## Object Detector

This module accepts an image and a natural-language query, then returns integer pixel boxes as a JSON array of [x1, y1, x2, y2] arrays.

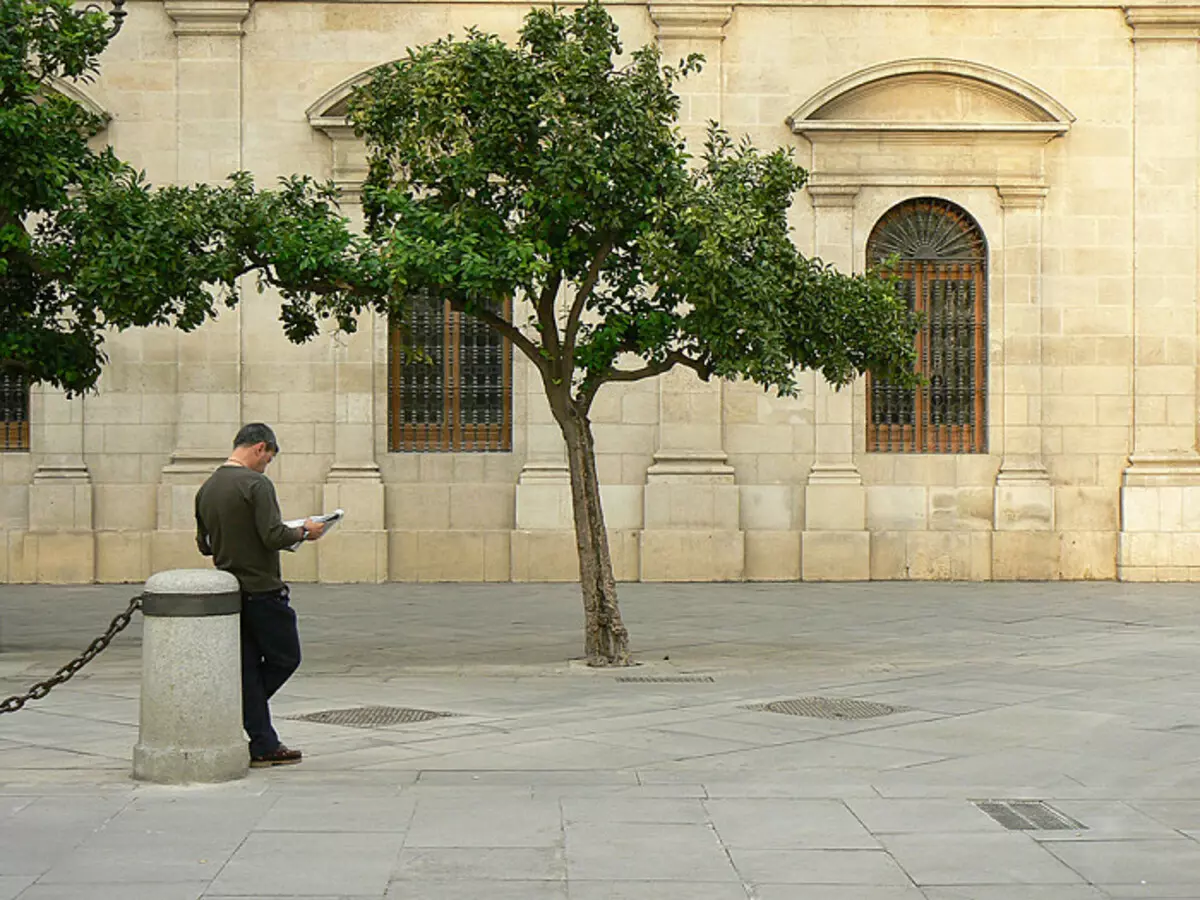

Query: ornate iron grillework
[[0, 371, 29, 452], [745, 696, 903, 720], [866, 198, 987, 454], [972, 800, 1086, 831], [287, 706, 458, 729], [388, 296, 512, 452]]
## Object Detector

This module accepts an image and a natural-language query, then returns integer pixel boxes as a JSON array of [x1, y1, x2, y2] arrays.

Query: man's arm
[[194, 491, 213, 557], [250, 476, 306, 552]]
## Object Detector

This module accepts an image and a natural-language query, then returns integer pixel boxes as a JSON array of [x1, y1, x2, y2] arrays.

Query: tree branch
[[536, 271, 563, 359], [447, 297, 546, 377], [577, 349, 711, 409], [563, 238, 612, 361]]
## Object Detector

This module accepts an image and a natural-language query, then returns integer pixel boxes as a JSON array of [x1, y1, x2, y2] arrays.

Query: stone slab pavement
[[2, 580, 1200, 898]]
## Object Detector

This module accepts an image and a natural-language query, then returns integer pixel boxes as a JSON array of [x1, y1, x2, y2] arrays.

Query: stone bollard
[[132, 568, 247, 783]]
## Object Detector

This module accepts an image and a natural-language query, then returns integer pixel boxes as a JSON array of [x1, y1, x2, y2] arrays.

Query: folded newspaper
[[282, 508, 345, 551]]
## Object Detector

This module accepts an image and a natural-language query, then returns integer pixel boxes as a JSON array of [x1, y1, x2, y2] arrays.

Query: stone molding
[[1124, 6, 1200, 40], [163, 0, 251, 36], [807, 184, 859, 208], [325, 462, 383, 483], [1122, 452, 1200, 487], [997, 184, 1049, 209], [648, 3, 733, 41]]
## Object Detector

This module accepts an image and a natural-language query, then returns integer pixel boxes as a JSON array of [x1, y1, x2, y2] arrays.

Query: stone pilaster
[[153, 0, 252, 572], [26, 389, 94, 582], [1119, 7, 1200, 580], [992, 185, 1057, 578], [640, 3, 742, 581], [802, 186, 869, 580]]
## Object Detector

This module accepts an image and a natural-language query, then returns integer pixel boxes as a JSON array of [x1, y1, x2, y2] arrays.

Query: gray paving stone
[[728, 848, 913, 885], [560, 796, 708, 824], [393, 847, 566, 881], [844, 799, 1006, 835], [705, 799, 879, 849], [255, 794, 415, 833], [17, 884, 207, 899], [921, 888, 1108, 900], [879, 833, 1087, 886], [0, 794, 131, 876], [754, 888, 926, 900], [1045, 839, 1200, 886], [384, 880, 567, 898], [565, 822, 739, 881], [209, 832, 404, 896], [566, 883, 750, 899], [0, 876, 35, 900], [404, 797, 562, 847]]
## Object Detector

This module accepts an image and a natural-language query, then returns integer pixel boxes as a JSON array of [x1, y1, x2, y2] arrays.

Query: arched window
[[388, 298, 512, 452], [866, 198, 987, 453]]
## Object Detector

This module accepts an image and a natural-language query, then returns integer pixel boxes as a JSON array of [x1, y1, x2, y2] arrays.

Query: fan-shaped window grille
[[0, 371, 29, 452], [388, 297, 512, 452], [866, 198, 987, 453]]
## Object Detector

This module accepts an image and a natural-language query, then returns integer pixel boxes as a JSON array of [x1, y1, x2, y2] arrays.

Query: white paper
[[282, 508, 344, 551]]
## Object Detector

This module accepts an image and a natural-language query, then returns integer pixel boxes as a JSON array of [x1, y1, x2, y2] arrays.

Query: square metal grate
[[615, 675, 716, 683], [287, 706, 457, 729], [745, 697, 902, 720], [972, 800, 1086, 831]]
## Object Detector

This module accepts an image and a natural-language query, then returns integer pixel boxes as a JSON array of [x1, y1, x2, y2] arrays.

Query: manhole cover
[[287, 706, 457, 729], [745, 697, 902, 720], [972, 800, 1086, 831], [615, 675, 715, 683]]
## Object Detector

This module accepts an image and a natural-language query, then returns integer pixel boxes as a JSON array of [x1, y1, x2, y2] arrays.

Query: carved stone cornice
[[1124, 6, 1200, 40], [806, 184, 859, 209], [649, 3, 733, 41], [164, 0, 251, 36]]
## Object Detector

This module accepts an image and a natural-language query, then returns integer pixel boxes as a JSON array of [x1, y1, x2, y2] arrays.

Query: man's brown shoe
[[250, 745, 302, 767]]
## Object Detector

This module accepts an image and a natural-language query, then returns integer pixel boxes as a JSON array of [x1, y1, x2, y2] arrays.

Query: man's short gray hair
[[233, 423, 279, 451]]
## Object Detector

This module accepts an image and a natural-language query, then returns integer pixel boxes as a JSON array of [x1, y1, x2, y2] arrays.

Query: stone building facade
[[3, 0, 1199, 584]]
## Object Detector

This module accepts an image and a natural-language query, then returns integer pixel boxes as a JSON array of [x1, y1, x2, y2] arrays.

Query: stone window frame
[[787, 57, 1073, 463]]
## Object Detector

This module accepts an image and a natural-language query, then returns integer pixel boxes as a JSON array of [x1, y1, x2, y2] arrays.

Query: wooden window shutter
[[388, 297, 512, 452], [865, 198, 988, 454]]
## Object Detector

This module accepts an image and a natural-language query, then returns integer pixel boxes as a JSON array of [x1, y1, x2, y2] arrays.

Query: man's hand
[[303, 518, 327, 540]]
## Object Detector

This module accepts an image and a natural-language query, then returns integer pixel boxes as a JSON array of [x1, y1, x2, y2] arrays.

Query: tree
[[5, 0, 916, 666], [339, 2, 919, 664], [1, 0, 382, 394]]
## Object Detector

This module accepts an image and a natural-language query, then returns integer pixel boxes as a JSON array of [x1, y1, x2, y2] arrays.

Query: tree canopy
[[1, 0, 383, 394]]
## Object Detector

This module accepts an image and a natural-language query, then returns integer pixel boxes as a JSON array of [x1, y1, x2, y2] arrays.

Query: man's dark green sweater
[[195, 465, 304, 593]]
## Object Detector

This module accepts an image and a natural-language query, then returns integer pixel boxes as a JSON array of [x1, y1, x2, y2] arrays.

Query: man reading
[[195, 423, 326, 767]]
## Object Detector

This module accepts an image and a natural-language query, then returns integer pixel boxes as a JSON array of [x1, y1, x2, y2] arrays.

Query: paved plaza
[[3, 580, 1200, 898]]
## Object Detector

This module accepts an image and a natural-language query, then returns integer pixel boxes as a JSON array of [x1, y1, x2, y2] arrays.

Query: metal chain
[[0, 594, 144, 715]]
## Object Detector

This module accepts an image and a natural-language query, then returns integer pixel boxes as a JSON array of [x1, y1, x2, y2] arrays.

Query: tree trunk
[[556, 402, 631, 666]]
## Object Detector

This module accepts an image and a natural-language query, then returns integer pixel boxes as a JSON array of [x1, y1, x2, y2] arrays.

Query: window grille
[[388, 297, 512, 452], [0, 371, 30, 452], [866, 198, 987, 453]]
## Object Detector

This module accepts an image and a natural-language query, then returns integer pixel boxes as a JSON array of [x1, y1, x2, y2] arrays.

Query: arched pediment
[[306, 69, 379, 126], [49, 77, 110, 127], [787, 58, 1073, 138]]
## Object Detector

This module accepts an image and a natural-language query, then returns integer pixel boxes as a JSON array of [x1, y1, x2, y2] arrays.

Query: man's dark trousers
[[241, 587, 301, 757]]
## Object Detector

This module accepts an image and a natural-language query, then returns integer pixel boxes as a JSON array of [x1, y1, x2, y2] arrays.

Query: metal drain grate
[[972, 800, 1086, 831], [616, 675, 715, 683], [745, 697, 902, 720], [287, 706, 457, 729]]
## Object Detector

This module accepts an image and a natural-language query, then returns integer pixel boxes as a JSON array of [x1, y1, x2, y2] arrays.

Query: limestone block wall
[[2, 0, 1195, 584]]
